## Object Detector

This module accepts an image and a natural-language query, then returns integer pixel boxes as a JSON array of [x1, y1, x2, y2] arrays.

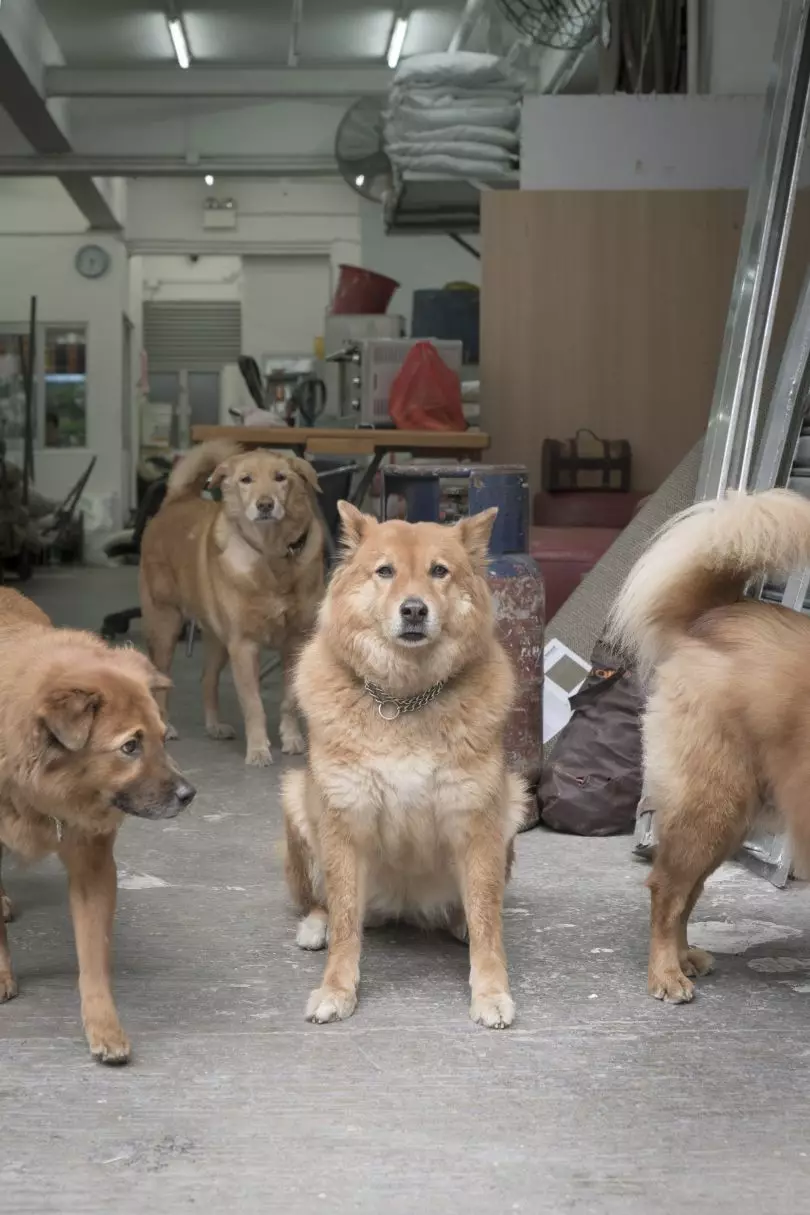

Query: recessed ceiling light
[[355, 174, 365, 187], [167, 16, 191, 69], [204, 173, 215, 186], [387, 17, 408, 69]]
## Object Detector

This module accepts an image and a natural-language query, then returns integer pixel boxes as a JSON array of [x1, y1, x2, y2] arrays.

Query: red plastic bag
[[388, 341, 466, 431]]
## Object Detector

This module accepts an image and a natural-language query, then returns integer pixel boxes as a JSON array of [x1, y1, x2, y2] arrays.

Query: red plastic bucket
[[331, 264, 400, 315]]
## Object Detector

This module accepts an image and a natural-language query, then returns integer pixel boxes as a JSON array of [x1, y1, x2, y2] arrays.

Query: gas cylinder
[[381, 463, 545, 800]]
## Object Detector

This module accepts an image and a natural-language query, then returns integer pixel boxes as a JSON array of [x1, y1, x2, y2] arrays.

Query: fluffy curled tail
[[606, 488, 810, 676], [164, 439, 242, 504]]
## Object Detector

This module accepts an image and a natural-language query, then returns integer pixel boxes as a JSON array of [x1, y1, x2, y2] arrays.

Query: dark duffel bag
[[541, 428, 632, 493], [537, 641, 643, 836]]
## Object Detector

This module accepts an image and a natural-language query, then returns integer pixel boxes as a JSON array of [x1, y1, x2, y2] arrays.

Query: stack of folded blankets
[[384, 51, 522, 180]]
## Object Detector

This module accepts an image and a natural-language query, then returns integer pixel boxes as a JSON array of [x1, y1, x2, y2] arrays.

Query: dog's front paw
[[245, 743, 273, 767], [86, 1020, 131, 1066], [470, 991, 515, 1029], [1, 890, 12, 922], [305, 985, 357, 1024], [206, 722, 236, 741], [0, 971, 18, 1002], [648, 967, 695, 1004], [165, 722, 179, 741], [296, 912, 328, 951]]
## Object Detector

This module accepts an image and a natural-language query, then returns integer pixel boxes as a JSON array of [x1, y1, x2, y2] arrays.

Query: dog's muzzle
[[254, 497, 285, 522], [114, 778, 196, 820]]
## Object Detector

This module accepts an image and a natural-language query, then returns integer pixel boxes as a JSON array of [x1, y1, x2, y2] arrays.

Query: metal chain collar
[[363, 679, 446, 721]]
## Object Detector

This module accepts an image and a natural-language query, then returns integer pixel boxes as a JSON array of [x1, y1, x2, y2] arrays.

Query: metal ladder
[[634, 0, 810, 884]]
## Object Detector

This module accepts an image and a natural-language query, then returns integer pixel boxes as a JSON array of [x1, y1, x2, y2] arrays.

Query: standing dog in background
[[0, 589, 195, 1063], [609, 489, 810, 1004], [283, 503, 526, 1028], [140, 441, 324, 765]]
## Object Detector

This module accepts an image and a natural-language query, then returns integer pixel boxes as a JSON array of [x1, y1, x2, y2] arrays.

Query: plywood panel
[[480, 190, 810, 494]]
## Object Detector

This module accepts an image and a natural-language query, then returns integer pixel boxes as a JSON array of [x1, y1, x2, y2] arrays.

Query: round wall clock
[[75, 244, 111, 280]]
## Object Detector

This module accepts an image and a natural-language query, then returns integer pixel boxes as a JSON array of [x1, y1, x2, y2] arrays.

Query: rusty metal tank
[[380, 463, 544, 796]]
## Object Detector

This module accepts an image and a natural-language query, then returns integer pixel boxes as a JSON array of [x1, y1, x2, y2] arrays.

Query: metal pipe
[[696, 0, 810, 500], [448, 0, 487, 52], [686, 0, 700, 93], [0, 154, 338, 177], [287, 0, 303, 67]]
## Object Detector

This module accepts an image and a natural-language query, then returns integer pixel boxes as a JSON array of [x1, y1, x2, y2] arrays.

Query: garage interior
[[2, 2, 810, 1212]]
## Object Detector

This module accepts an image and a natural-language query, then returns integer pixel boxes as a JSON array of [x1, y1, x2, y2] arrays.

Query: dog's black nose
[[174, 780, 196, 807], [399, 597, 429, 624], [257, 497, 275, 512]]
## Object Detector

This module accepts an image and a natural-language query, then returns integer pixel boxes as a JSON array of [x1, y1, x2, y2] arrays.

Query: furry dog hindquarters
[[608, 489, 810, 1003], [140, 440, 325, 765], [283, 502, 526, 1028]]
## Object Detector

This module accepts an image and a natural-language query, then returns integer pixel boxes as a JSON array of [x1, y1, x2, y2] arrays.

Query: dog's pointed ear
[[40, 687, 101, 751], [456, 507, 498, 568], [286, 455, 321, 494], [337, 500, 376, 554], [114, 646, 173, 693]]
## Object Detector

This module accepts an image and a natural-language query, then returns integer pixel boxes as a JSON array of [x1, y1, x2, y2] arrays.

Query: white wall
[[141, 254, 242, 302], [359, 200, 480, 335], [126, 178, 361, 268], [704, 0, 780, 95], [519, 95, 785, 190], [0, 178, 88, 233], [0, 228, 128, 519], [242, 255, 331, 363]]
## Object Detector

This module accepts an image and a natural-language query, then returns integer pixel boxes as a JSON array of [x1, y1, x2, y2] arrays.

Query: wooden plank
[[480, 189, 810, 496], [191, 426, 490, 454]]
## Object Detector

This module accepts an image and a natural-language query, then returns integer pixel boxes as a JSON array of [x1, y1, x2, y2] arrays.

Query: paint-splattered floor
[[3, 566, 810, 1213]]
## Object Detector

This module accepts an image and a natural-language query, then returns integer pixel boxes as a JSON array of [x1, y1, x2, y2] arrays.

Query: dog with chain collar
[[282, 502, 527, 1028]]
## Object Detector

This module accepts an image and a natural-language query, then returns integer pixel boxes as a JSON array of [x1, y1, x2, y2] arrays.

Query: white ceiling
[[37, 2, 469, 67]]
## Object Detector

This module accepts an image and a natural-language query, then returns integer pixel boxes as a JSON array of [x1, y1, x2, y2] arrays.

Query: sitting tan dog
[[0, 589, 195, 1063], [140, 441, 324, 765], [283, 503, 526, 1028]]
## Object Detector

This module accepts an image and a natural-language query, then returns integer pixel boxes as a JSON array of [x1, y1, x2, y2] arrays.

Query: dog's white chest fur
[[222, 533, 260, 578], [326, 747, 476, 821], [369, 753, 438, 809], [321, 751, 464, 923]]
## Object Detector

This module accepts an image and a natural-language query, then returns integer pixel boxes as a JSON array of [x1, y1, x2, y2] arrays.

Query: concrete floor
[[3, 566, 810, 1212]]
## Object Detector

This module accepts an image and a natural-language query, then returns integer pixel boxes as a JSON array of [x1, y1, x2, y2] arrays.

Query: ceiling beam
[[44, 65, 394, 100], [0, 154, 338, 178], [0, 18, 121, 229]]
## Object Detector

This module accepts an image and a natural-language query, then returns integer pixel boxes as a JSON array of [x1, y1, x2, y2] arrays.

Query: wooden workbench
[[191, 425, 490, 512]]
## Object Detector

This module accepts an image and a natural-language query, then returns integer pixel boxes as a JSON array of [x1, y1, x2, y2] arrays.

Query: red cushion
[[530, 526, 621, 621], [533, 490, 647, 529]]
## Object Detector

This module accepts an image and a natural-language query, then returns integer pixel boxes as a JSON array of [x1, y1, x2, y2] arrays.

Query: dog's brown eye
[[239, 474, 253, 485], [376, 564, 395, 579], [430, 563, 449, 579], [120, 738, 141, 757], [275, 472, 286, 482]]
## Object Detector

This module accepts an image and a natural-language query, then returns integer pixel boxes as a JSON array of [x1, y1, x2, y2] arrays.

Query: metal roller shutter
[[143, 301, 241, 371]]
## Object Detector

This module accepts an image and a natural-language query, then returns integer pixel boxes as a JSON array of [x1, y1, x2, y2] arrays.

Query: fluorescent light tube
[[168, 17, 191, 69], [387, 17, 408, 69]]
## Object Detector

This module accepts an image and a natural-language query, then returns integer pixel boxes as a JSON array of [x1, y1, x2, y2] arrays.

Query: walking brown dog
[[0, 589, 195, 1063]]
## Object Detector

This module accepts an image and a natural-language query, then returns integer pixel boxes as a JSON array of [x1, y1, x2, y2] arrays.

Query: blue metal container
[[411, 288, 480, 364]]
